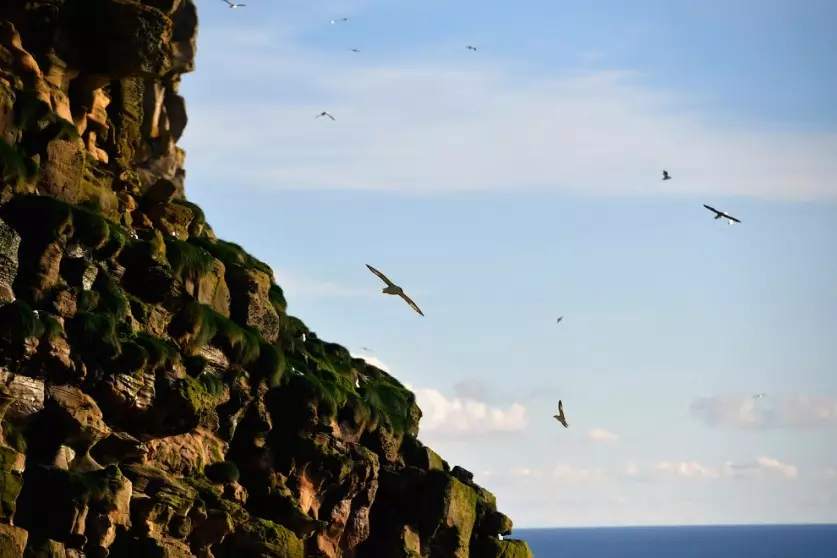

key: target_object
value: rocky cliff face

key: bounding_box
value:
[0,1,533,557]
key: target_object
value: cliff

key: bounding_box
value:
[0,1,533,557]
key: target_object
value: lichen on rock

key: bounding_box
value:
[0,1,533,556]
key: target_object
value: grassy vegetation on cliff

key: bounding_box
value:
[189,237,273,277]
[163,236,216,283]
[168,301,261,365]
[0,138,38,187]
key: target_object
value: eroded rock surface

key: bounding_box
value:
[0,1,532,557]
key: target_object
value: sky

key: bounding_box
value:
[178,0,837,528]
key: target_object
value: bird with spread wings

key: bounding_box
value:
[366,264,425,316]
[553,400,569,428]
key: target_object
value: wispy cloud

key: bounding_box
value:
[274,269,370,300]
[690,394,837,430]
[722,456,798,479]
[586,428,619,442]
[183,28,837,201]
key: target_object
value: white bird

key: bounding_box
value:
[662,170,671,181]
[703,204,741,225]
[129,232,139,240]
[553,400,569,428]
[330,17,349,24]
[301,333,307,343]
[32,310,40,317]
[366,264,424,316]
[466,45,478,51]
[316,111,336,121]
[222,0,246,8]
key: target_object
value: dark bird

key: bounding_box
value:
[753,393,767,399]
[330,17,349,24]
[553,400,569,428]
[350,48,361,53]
[366,264,424,316]
[662,170,671,180]
[316,111,336,121]
[222,0,246,8]
[556,316,564,324]
[361,346,373,352]
[703,204,741,225]
[466,45,478,51]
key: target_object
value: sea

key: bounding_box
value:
[513,524,837,558]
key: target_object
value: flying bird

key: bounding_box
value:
[366,264,424,316]
[466,45,478,51]
[553,400,569,428]
[662,170,671,180]
[703,204,741,225]
[350,48,361,53]
[221,0,246,7]
[330,18,349,24]
[360,346,373,352]
[753,393,767,399]
[316,111,335,121]
[556,316,564,324]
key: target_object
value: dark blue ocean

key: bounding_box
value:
[513,524,837,558]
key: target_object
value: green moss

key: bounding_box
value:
[65,311,121,360]
[268,284,287,313]
[96,223,129,260]
[163,236,216,283]
[77,289,100,312]
[171,198,205,225]
[254,341,285,388]
[90,270,128,318]
[188,237,273,277]
[0,300,44,344]
[71,204,110,249]
[0,138,38,187]
[69,465,126,509]
[179,374,220,419]
[134,332,179,368]
[118,339,149,373]
[1,422,27,454]
[470,538,533,558]
[249,518,305,557]
[12,89,50,131]
[198,372,224,398]
[287,369,350,420]
[169,301,260,365]
[204,461,240,484]
[359,376,415,434]
[39,312,64,340]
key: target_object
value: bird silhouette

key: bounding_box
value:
[316,111,336,121]
[556,316,564,324]
[466,45,478,51]
[553,400,569,428]
[366,264,425,316]
[662,170,671,180]
[330,17,349,24]
[222,0,246,8]
[703,204,741,225]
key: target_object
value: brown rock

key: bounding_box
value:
[145,201,193,239]
[45,385,111,468]
[225,267,280,343]
[0,369,46,421]
[0,523,28,557]
[144,427,228,477]
[144,178,178,204]
[49,286,78,318]
[184,258,230,317]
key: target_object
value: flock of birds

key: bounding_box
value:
[215,0,752,430]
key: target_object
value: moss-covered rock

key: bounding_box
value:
[420,471,479,558]
[470,537,534,558]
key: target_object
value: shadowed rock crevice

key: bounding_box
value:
[0,1,533,557]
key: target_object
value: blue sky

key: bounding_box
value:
[179,0,837,527]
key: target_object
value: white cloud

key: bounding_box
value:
[408,385,529,438]
[722,456,798,479]
[182,29,837,201]
[690,394,837,430]
[586,428,618,442]
[511,464,606,483]
[654,460,720,479]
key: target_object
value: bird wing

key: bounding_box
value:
[327,113,335,120]
[222,0,233,5]
[558,400,564,416]
[399,292,425,316]
[366,264,395,287]
[727,214,741,223]
[703,204,720,215]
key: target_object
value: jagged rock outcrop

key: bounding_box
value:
[0,1,533,557]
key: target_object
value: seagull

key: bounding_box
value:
[360,346,373,352]
[753,393,767,399]
[366,264,424,317]
[316,111,336,121]
[129,232,139,240]
[553,400,569,428]
[301,333,307,343]
[32,310,40,317]
[556,316,564,324]
[703,204,741,225]
[466,45,478,51]
[662,170,671,181]
[221,0,246,8]
[350,48,360,53]
[330,18,349,24]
